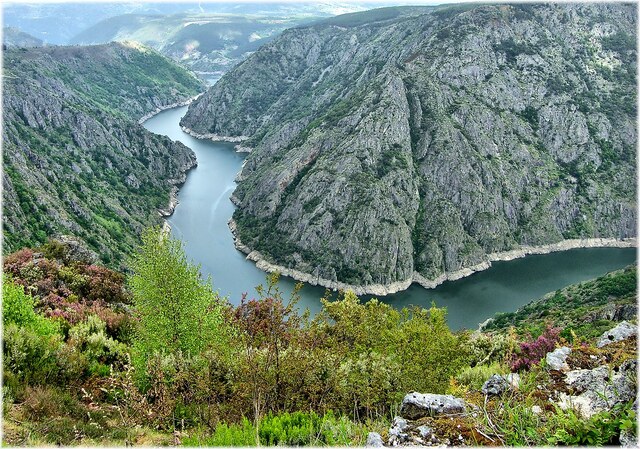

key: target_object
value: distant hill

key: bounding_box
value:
[2,2,380,45]
[2,43,203,265]
[68,13,329,74]
[3,27,45,48]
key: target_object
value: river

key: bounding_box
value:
[142,105,636,330]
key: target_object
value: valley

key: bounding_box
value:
[1,3,638,447]
[182,3,637,292]
[143,105,635,330]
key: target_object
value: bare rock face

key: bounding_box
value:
[183,3,637,291]
[546,346,572,371]
[400,392,467,420]
[557,359,637,418]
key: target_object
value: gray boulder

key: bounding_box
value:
[597,321,637,347]
[400,392,466,420]
[387,416,409,446]
[546,346,572,371]
[365,432,384,447]
[481,374,509,396]
[557,359,637,418]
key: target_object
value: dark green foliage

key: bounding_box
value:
[377,143,410,177]
[601,31,635,55]
[520,106,539,131]
[493,37,535,63]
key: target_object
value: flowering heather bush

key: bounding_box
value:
[3,243,131,337]
[510,326,562,371]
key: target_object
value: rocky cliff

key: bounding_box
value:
[182,3,637,292]
[2,42,203,265]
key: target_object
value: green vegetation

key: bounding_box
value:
[2,278,58,336]
[129,228,229,372]
[2,235,637,446]
[484,266,636,339]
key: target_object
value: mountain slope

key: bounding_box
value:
[483,265,637,338]
[182,3,637,292]
[3,27,45,48]
[2,42,203,265]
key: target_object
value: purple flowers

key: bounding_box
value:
[510,326,562,371]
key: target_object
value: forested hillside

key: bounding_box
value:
[2,42,203,265]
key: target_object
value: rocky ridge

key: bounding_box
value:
[2,42,203,265]
[183,3,637,293]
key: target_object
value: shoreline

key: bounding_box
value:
[139,95,201,224]
[137,93,204,124]
[229,217,637,296]
[180,126,254,153]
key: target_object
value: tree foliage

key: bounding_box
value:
[129,227,229,364]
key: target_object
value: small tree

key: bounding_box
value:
[129,228,228,371]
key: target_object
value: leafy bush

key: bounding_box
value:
[2,277,58,336]
[467,332,515,366]
[3,323,63,385]
[67,315,129,375]
[455,362,508,391]
[129,228,230,377]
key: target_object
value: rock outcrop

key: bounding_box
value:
[400,393,467,420]
[597,321,637,347]
[182,3,637,293]
[546,346,572,371]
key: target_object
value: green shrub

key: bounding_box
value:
[548,402,636,445]
[183,418,257,446]
[3,323,62,385]
[259,411,366,446]
[2,277,58,336]
[67,315,129,375]
[129,228,230,377]
[454,362,508,391]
